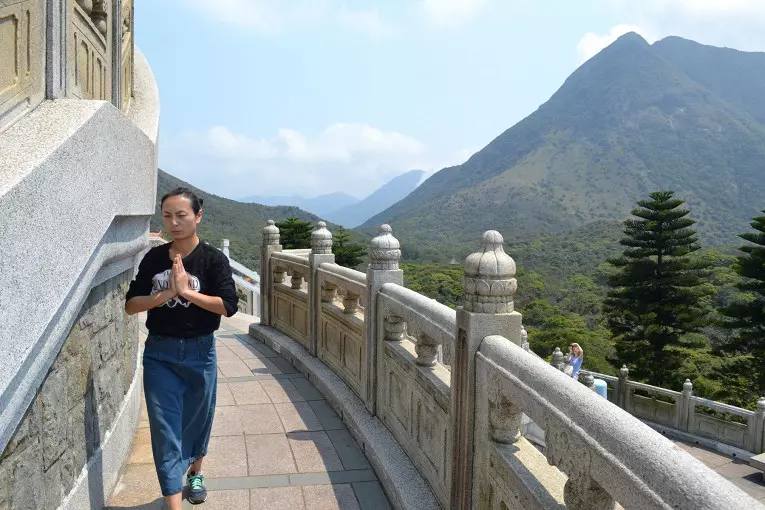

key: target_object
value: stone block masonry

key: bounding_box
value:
[0,270,139,510]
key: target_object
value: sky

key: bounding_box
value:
[135,0,765,200]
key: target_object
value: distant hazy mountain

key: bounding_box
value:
[324,169,426,228]
[240,192,360,218]
[363,33,765,249]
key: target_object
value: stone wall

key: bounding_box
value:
[0,270,138,510]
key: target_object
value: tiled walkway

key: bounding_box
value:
[671,439,765,501]
[107,314,390,509]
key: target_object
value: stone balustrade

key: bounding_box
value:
[559,364,765,456]
[221,239,261,316]
[255,220,763,509]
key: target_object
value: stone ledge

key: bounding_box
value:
[249,322,442,510]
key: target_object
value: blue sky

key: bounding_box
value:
[136,0,765,200]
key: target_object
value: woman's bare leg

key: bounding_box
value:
[165,492,183,510]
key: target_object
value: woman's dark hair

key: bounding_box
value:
[161,187,204,214]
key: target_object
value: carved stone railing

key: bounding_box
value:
[568,364,765,455]
[377,283,455,506]
[257,222,761,509]
[270,251,310,348]
[316,263,367,399]
[221,239,260,315]
[474,335,760,509]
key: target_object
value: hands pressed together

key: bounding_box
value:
[169,254,193,299]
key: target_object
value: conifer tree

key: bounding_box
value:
[719,211,765,394]
[334,227,365,268]
[604,191,712,387]
[275,218,313,249]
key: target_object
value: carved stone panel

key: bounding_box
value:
[0,0,44,131]
[68,0,111,100]
[273,286,309,349]
[120,0,133,112]
[317,306,366,399]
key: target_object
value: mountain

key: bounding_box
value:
[325,170,426,227]
[362,33,765,255]
[239,192,360,218]
[154,169,329,270]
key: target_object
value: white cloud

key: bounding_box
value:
[418,0,490,27]
[161,123,472,199]
[182,0,325,33]
[576,24,654,63]
[336,7,397,38]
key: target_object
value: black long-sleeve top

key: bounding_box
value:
[126,241,238,337]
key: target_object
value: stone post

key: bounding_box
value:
[520,325,529,351]
[752,398,765,454]
[368,225,403,414]
[551,347,565,371]
[676,379,693,431]
[221,238,230,257]
[309,222,335,356]
[450,231,520,510]
[581,373,596,391]
[260,220,281,326]
[616,365,629,410]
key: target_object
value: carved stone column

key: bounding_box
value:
[260,220,281,326]
[369,224,403,415]
[450,230,521,510]
[308,221,334,356]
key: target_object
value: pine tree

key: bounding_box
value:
[334,227,365,268]
[604,191,712,387]
[718,211,765,396]
[275,218,313,249]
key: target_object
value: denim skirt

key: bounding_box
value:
[142,333,217,496]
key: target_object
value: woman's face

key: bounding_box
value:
[572,345,581,357]
[162,195,201,240]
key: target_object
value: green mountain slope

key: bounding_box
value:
[152,169,327,270]
[363,33,765,250]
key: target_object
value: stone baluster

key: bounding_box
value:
[616,365,629,409]
[370,225,404,414]
[260,220,282,326]
[221,238,230,257]
[415,333,439,367]
[343,292,360,314]
[520,325,529,352]
[450,230,520,510]
[551,347,565,371]
[320,283,337,304]
[676,379,693,431]
[752,398,765,454]
[308,221,334,356]
[546,425,616,510]
[290,270,305,290]
[383,316,406,342]
[91,0,108,35]
[488,380,522,444]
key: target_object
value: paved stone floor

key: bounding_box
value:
[671,439,765,501]
[106,314,391,509]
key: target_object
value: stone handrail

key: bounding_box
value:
[575,365,765,454]
[477,335,760,509]
[377,283,456,366]
[257,222,760,509]
[221,239,260,315]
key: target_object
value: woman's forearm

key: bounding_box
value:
[182,290,228,316]
[125,290,176,315]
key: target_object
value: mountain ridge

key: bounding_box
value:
[362,33,765,251]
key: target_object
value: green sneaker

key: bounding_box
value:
[187,472,207,505]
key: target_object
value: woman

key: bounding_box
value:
[564,343,584,380]
[125,187,237,508]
